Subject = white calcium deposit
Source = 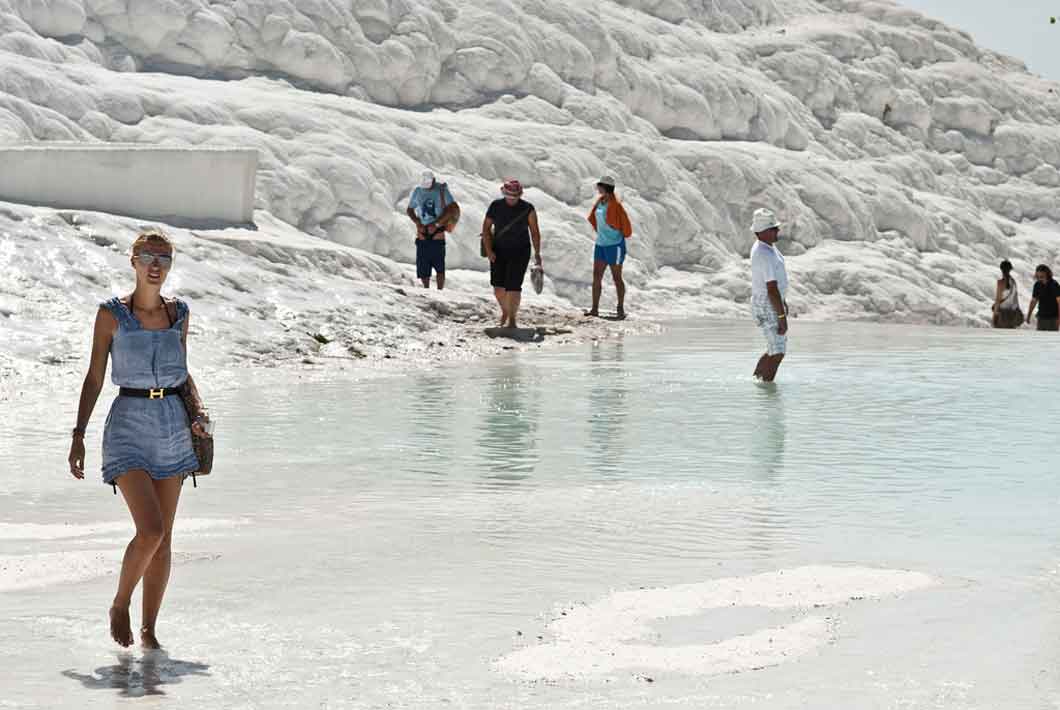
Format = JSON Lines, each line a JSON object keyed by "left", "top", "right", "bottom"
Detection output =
{"left": 0, "top": 0, "right": 1058, "bottom": 382}
{"left": 495, "top": 565, "right": 938, "bottom": 679}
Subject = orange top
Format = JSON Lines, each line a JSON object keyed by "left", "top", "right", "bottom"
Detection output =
{"left": 587, "top": 196, "right": 633, "bottom": 239}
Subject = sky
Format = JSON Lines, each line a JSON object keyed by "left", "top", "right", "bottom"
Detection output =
{"left": 899, "top": 0, "right": 1059, "bottom": 80}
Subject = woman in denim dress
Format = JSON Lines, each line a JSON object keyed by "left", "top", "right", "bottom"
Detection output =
{"left": 68, "top": 229, "right": 210, "bottom": 649}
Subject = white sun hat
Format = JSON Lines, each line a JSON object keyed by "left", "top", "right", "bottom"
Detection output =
{"left": 750, "top": 208, "right": 781, "bottom": 234}
{"left": 420, "top": 170, "right": 435, "bottom": 189}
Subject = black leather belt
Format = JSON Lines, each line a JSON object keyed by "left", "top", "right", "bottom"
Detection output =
{"left": 119, "top": 387, "right": 183, "bottom": 399}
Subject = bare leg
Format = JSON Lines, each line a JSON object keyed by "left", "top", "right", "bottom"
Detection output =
{"left": 753, "top": 354, "right": 770, "bottom": 380}
{"left": 610, "top": 264, "right": 626, "bottom": 318}
{"left": 112, "top": 471, "right": 165, "bottom": 648}
{"left": 140, "top": 476, "right": 184, "bottom": 649}
{"left": 507, "top": 291, "right": 523, "bottom": 328}
{"left": 494, "top": 287, "right": 509, "bottom": 326}
{"left": 587, "top": 261, "right": 606, "bottom": 316}
{"left": 436, "top": 272, "right": 445, "bottom": 290}
{"left": 420, "top": 278, "right": 430, "bottom": 288}
{"left": 762, "top": 354, "right": 785, "bottom": 382}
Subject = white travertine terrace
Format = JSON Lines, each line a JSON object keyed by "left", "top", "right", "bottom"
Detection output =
{"left": 0, "top": 0, "right": 1058, "bottom": 353}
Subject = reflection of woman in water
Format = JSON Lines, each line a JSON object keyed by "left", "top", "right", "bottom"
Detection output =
{"left": 992, "top": 260, "right": 1022, "bottom": 329}
{"left": 587, "top": 342, "right": 629, "bottom": 475}
{"left": 477, "top": 363, "right": 539, "bottom": 486}
{"left": 67, "top": 229, "right": 211, "bottom": 649}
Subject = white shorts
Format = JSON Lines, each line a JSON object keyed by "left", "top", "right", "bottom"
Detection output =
{"left": 752, "top": 299, "right": 787, "bottom": 356}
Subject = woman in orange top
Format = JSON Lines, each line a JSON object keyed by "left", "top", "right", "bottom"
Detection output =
{"left": 585, "top": 176, "right": 633, "bottom": 320}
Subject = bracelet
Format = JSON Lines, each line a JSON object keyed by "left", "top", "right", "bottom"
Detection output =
{"left": 777, "top": 314, "right": 787, "bottom": 319}
{"left": 72, "top": 427, "right": 86, "bottom": 438}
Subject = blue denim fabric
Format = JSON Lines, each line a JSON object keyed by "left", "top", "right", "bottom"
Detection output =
{"left": 100, "top": 297, "right": 199, "bottom": 484}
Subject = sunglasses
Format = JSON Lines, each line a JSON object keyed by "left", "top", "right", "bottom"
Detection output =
{"left": 135, "top": 252, "right": 173, "bottom": 268}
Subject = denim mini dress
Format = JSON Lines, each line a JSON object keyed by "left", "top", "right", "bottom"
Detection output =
{"left": 101, "top": 297, "right": 199, "bottom": 485}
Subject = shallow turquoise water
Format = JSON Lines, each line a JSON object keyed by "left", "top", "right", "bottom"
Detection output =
{"left": 2, "top": 321, "right": 1059, "bottom": 708}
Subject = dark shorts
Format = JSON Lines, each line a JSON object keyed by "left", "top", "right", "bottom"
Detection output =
{"left": 490, "top": 245, "right": 531, "bottom": 292}
{"left": 594, "top": 241, "right": 627, "bottom": 266}
{"left": 416, "top": 238, "right": 445, "bottom": 279}
{"left": 1038, "top": 317, "right": 1059, "bottom": 331}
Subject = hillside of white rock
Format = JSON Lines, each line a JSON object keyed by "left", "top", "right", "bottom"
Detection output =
{"left": 1, "top": 0, "right": 1059, "bottom": 382}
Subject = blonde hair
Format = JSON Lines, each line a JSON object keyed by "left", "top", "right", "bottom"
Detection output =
{"left": 131, "top": 228, "right": 174, "bottom": 255}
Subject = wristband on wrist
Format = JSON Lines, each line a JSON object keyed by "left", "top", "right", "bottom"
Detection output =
{"left": 778, "top": 314, "right": 787, "bottom": 319}
{"left": 72, "top": 427, "right": 86, "bottom": 438}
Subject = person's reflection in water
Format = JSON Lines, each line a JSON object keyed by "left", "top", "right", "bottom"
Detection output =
{"left": 588, "top": 341, "right": 629, "bottom": 478}
{"left": 749, "top": 386, "right": 786, "bottom": 483}
{"left": 406, "top": 372, "right": 458, "bottom": 484}
{"left": 62, "top": 650, "right": 209, "bottom": 697}
{"left": 476, "top": 361, "right": 540, "bottom": 489}
{"left": 744, "top": 385, "right": 790, "bottom": 559}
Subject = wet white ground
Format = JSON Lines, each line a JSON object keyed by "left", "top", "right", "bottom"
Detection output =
{"left": 2, "top": 321, "right": 1059, "bottom": 708}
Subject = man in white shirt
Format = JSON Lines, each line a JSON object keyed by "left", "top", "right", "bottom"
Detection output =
{"left": 749, "top": 208, "right": 789, "bottom": 382}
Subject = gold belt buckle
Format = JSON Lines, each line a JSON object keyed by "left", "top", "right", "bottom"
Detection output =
{"left": 149, "top": 388, "right": 165, "bottom": 400}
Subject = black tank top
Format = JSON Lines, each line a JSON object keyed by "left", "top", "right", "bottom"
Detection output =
{"left": 486, "top": 198, "right": 534, "bottom": 250}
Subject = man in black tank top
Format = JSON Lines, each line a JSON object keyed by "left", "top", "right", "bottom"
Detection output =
{"left": 481, "top": 180, "right": 542, "bottom": 328}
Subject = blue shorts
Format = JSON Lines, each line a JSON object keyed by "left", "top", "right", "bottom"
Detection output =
{"left": 416, "top": 238, "right": 445, "bottom": 279}
{"left": 594, "top": 241, "right": 626, "bottom": 266}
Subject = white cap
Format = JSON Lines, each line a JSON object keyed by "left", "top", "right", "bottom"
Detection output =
{"left": 751, "top": 208, "right": 781, "bottom": 234}
{"left": 420, "top": 170, "right": 435, "bottom": 189}
{"left": 597, "top": 175, "right": 616, "bottom": 187}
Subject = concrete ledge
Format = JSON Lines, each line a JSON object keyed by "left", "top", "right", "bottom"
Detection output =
{"left": 0, "top": 144, "right": 258, "bottom": 224}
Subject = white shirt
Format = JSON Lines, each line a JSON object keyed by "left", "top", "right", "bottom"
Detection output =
{"left": 750, "top": 239, "right": 788, "bottom": 300}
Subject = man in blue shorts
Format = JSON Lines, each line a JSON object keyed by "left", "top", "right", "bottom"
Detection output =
{"left": 585, "top": 176, "right": 633, "bottom": 319}
{"left": 407, "top": 170, "right": 460, "bottom": 289}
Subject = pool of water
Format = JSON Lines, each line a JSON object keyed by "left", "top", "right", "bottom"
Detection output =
{"left": 2, "top": 321, "right": 1058, "bottom": 708}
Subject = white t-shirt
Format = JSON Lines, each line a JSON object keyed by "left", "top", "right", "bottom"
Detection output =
{"left": 750, "top": 239, "right": 788, "bottom": 300}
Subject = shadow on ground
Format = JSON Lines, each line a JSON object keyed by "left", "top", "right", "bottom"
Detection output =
{"left": 484, "top": 326, "right": 574, "bottom": 343}
{"left": 62, "top": 651, "right": 210, "bottom": 698}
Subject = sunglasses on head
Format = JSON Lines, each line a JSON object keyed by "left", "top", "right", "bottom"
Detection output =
{"left": 135, "top": 252, "right": 173, "bottom": 268}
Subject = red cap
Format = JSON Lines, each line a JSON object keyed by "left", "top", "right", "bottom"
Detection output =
{"left": 501, "top": 179, "right": 523, "bottom": 196}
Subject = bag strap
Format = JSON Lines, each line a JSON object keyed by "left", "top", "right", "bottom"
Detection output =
{"left": 493, "top": 206, "right": 533, "bottom": 241}
{"left": 163, "top": 297, "right": 176, "bottom": 328}
{"left": 125, "top": 294, "right": 177, "bottom": 327}
{"left": 437, "top": 184, "right": 450, "bottom": 227}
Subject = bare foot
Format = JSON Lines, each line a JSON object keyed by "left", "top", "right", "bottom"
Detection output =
{"left": 110, "top": 605, "right": 133, "bottom": 647}
{"left": 584, "top": 309, "right": 599, "bottom": 317}
{"left": 616, "top": 307, "right": 626, "bottom": 320}
{"left": 140, "top": 626, "right": 162, "bottom": 650}
{"left": 498, "top": 314, "right": 509, "bottom": 327}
